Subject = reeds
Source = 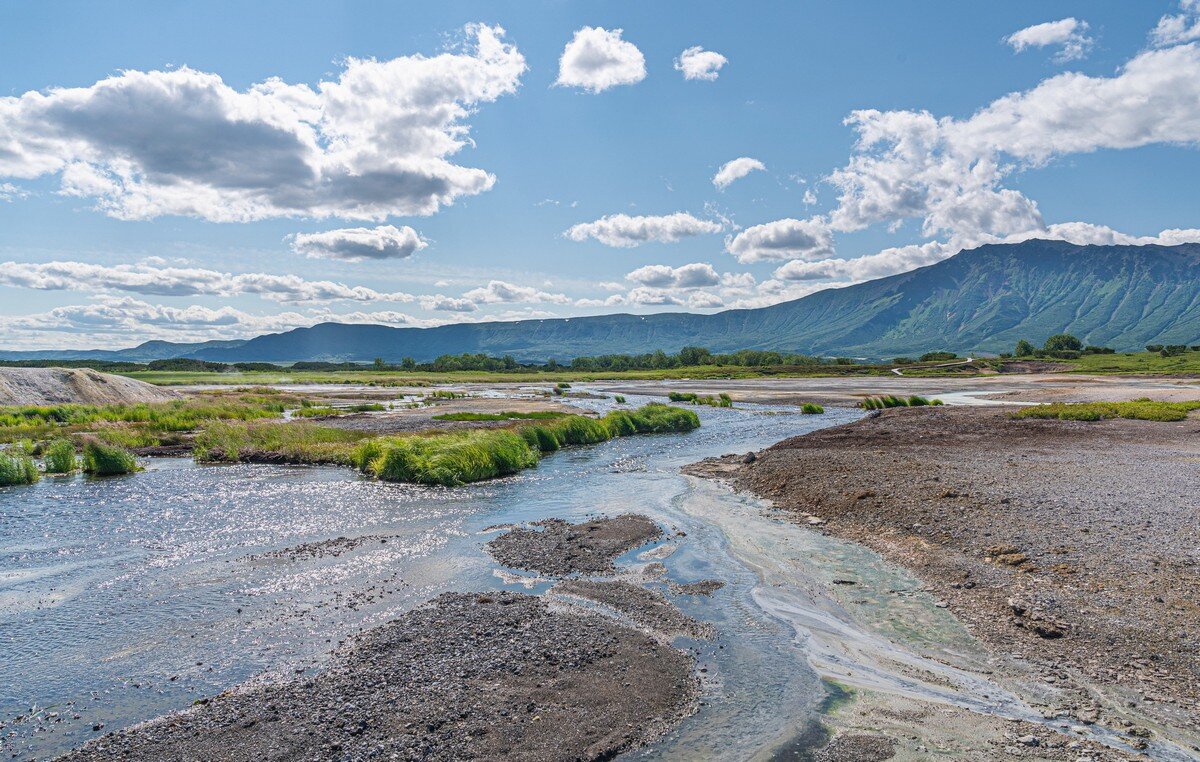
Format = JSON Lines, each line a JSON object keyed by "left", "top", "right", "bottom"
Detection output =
{"left": 0, "top": 451, "right": 39, "bottom": 485}
{"left": 81, "top": 439, "right": 139, "bottom": 475}
{"left": 43, "top": 439, "right": 77, "bottom": 473}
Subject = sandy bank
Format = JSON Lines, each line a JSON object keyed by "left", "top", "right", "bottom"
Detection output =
{"left": 687, "top": 406, "right": 1200, "bottom": 753}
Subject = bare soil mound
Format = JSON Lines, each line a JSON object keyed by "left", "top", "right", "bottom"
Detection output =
{"left": 0, "top": 367, "right": 178, "bottom": 406}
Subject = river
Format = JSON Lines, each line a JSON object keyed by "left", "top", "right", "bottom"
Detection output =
{"left": 0, "top": 392, "right": 1170, "bottom": 760}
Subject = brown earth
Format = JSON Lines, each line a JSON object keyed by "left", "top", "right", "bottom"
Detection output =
{"left": 687, "top": 406, "right": 1200, "bottom": 748}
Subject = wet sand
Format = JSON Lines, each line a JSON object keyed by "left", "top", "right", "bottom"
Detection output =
{"left": 688, "top": 406, "right": 1200, "bottom": 755}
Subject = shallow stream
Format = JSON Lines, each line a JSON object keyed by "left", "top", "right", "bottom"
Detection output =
{"left": 0, "top": 392, "right": 1179, "bottom": 760}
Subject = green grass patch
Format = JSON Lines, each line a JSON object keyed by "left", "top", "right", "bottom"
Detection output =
{"left": 431, "top": 411, "right": 568, "bottom": 422}
{"left": 195, "top": 404, "right": 699, "bottom": 485}
{"left": 800, "top": 403, "right": 825, "bottom": 414}
{"left": 0, "top": 451, "right": 39, "bottom": 486}
{"left": 861, "top": 395, "right": 943, "bottom": 410}
{"left": 1012, "top": 400, "right": 1200, "bottom": 422}
{"left": 43, "top": 439, "right": 78, "bottom": 473}
{"left": 82, "top": 439, "right": 139, "bottom": 475}
{"left": 193, "top": 421, "right": 370, "bottom": 465}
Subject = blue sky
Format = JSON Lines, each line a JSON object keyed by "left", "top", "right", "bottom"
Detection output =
{"left": 2, "top": 1, "right": 1199, "bottom": 349}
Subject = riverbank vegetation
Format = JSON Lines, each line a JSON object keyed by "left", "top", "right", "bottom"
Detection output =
{"left": 431, "top": 411, "right": 567, "bottom": 422}
{"left": 668, "top": 391, "right": 733, "bottom": 407}
{"left": 194, "top": 404, "right": 700, "bottom": 486}
{"left": 860, "top": 395, "right": 943, "bottom": 409}
{"left": 0, "top": 451, "right": 39, "bottom": 486}
{"left": 1012, "top": 400, "right": 1200, "bottom": 422}
{"left": 43, "top": 439, "right": 77, "bottom": 473}
{"left": 82, "top": 439, "right": 140, "bottom": 475}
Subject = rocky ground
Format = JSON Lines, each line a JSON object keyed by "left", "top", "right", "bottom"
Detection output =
{"left": 60, "top": 592, "right": 697, "bottom": 762}
{"left": 688, "top": 405, "right": 1200, "bottom": 755}
{"left": 485, "top": 514, "right": 663, "bottom": 576}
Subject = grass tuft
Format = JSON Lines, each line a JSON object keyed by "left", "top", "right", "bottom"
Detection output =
{"left": 801, "top": 403, "right": 825, "bottom": 414}
{"left": 43, "top": 439, "right": 78, "bottom": 473}
{"left": 0, "top": 451, "right": 39, "bottom": 486}
{"left": 82, "top": 439, "right": 139, "bottom": 475}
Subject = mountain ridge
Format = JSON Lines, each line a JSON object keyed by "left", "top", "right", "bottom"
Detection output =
{"left": 4, "top": 240, "right": 1199, "bottom": 362}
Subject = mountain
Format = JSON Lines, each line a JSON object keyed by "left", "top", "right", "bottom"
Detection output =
{"left": 0, "top": 339, "right": 247, "bottom": 363}
{"left": 4, "top": 240, "right": 1199, "bottom": 363}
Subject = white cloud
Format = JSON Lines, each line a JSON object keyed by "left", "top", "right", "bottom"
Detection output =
{"left": 826, "top": 42, "right": 1200, "bottom": 246}
{"left": 773, "top": 240, "right": 955, "bottom": 282}
{"left": 555, "top": 27, "right": 646, "bottom": 93}
{"left": 1151, "top": 1, "right": 1200, "bottom": 47}
{"left": 0, "top": 259, "right": 417, "bottom": 303}
{"left": 624, "top": 287, "right": 683, "bottom": 306}
{"left": 674, "top": 46, "right": 728, "bottom": 81}
{"left": 0, "top": 182, "right": 28, "bottom": 202}
{"left": 625, "top": 262, "right": 720, "bottom": 289}
{"left": 289, "top": 225, "right": 428, "bottom": 262}
{"left": 1004, "top": 18, "right": 1093, "bottom": 62}
{"left": 0, "top": 24, "right": 525, "bottom": 221}
{"left": 418, "top": 294, "right": 478, "bottom": 312}
{"left": 462, "top": 280, "right": 571, "bottom": 305}
{"left": 725, "top": 217, "right": 836, "bottom": 263}
{"left": 712, "top": 157, "right": 766, "bottom": 190}
{"left": 564, "top": 212, "right": 723, "bottom": 247}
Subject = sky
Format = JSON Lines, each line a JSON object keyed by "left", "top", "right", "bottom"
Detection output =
{"left": 2, "top": 0, "right": 1200, "bottom": 350}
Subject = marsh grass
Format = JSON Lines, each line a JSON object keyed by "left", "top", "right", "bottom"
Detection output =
{"left": 861, "top": 395, "right": 943, "bottom": 410}
{"left": 193, "top": 421, "right": 369, "bottom": 465}
{"left": 431, "top": 411, "right": 567, "bottom": 422}
{"left": 81, "top": 439, "right": 140, "bottom": 476}
{"left": 800, "top": 403, "right": 825, "bottom": 414}
{"left": 43, "top": 439, "right": 77, "bottom": 474}
{"left": 0, "top": 451, "right": 39, "bottom": 486}
{"left": 1012, "top": 399, "right": 1200, "bottom": 422}
{"left": 192, "top": 403, "right": 699, "bottom": 486}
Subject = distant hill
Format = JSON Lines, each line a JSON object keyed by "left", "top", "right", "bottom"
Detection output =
{"left": 4, "top": 240, "right": 1199, "bottom": 363}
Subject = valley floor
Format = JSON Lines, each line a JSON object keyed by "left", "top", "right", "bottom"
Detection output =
{"left": 688, "top": 405, "right": 1200, "bottom": 757}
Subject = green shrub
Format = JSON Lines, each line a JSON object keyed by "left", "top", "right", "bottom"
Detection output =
{"left": 0, "top": 451, "right": 39, "bottom": 486}
{"left": 801, "top": 403, "right": 824, "bottom": 414}
{"left": 82, "top": 439, "right": 139, "bottom": 475}
{"left": 920, "top": 351, "right": 957, "bottom": 362}
{"left": 44, "top": 439, "right": 78, "bottom": 473}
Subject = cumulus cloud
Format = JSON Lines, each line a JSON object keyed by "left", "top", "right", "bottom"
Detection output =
{"left": 674, "top": 46, "right": 728, "bottom": 81}
{"left": 725, "top": 217, "right": 836, "bottom": 263}
{"left": 826, "top": 42, "right": 1200, "bottom": 246}
{"left": 712, "top": 157, "right": 766, "bottom": 190}
{"left": 555, "top": 27, "right": 646, "bottom": 93}
{"left": 462, "top": 280, "right": 571, "bottom": 305}
{"left": 773, "top": 240, "right": 955, "bottom": 282}
{"left": 0, "top": 182, "right": 28, "bottom": 202}
{"left": 0, "top": 259, "right": 417, "bottom": 303}
{"left": 625, "top": 262, "right": 720, "bottom": 289}
{"left": 418, "top": 294, "right": 477, "bottom": 312}
{"left": 0, "top": 24, "right": 525, "bottom": 221}
{"left": 1151, "top": 1, "right": 1200, "bottom": 47}
{"left": 289, "top": 225, "right": 428, "bottom": 262}
{"left": 1004, "top": 18, "right": 1093, "bottom": 62}
{"left": 564, "top": 212, "right": 723, "bottom": 247}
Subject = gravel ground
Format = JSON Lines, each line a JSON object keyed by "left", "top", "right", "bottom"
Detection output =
{"left": 552, "top": 580, "right": 714, "bottom": 639}
{"left": 688, "top": 406, "right": 1200, "bottom": 752}
{"left": 60, "top": 591, "right": 697, "bottom": 762}
{"left": 485, "top": 515, "right": 663, "bottom": 576}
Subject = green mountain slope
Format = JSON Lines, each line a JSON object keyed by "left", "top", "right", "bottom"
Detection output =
{"left": 4, "top": 240, "right": 1198, "bottom": 362}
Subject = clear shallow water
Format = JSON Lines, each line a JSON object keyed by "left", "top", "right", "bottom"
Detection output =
{"left": 0, "top": 393, "right": 1179, "bottom": 760}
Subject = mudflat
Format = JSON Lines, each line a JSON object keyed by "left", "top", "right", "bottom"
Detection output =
{"left": 61, "top": 592, "right": 697, "bottom": 762}
{"left": 486, "top": 514, "right": 663, "bottom": 576}
{"left": 689, "top": 406, "right": 1200, "bottom": 749}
